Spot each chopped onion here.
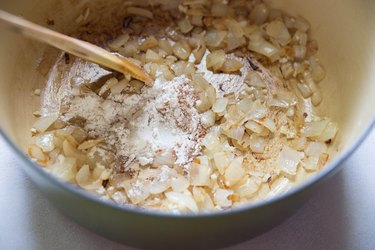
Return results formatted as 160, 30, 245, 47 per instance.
110, 78, 129, 94
205, 30, 227, 47
221, 58, 244, 73
213, 152, 231, 174
249, 134, 266, 153
214, 188, 233, 208
166, 191, 199, 212
206, 50, 226, 71
212, 97, 228, 113
235, 176, 259, 198
190, 162, 211, 186
35, 133, 55, 152
301, 120, 329, 138
278, 146, 305, 175
145, 49, 163, 63
33, 115, 58, 133
171, 175, 190, 192
225, 156, 245, 186
303, 156, 319, 171
248, 31, 279, 58
99, 77, 118, 96
266, 20, 291, 46
249, 3, 269, 25
267, 177, 291, 198
178, 17, 194, 34
172, 40, 191, 60
159, 39, 173, 55
108, 33, 129, 51
316, 122, 338, 142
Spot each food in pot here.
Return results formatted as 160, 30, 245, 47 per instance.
28, 0, 338, 213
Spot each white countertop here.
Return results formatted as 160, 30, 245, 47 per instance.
0, 128, 374, 250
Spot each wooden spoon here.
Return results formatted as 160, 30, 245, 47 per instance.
0, 9, 153, 86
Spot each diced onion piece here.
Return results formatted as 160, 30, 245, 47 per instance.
125, 181, 150, 204
224, 18, 244, 38
266, 20, 291, 46
76, 164, 102, 190
245, 120, 263, 134
293, 30, 308, 46
159, 39, 173, 55
259, 118, 276, 133
278, 146, 305, 175
280, 62, 294, 80
127, 7, 153, 19
305, 142, 327, 157
249, 134, 266, 153
51, 156, 77, 182
267, 177, 291, 198
212, 98, 228, 113
178, 17, 194, 34
205, 30, 227, 47
316, 122, 338, 142
201, 110, 216, 128
248, 31, 279, 58
214, 189, 233, 208
293, 45, 306, 60
139, 36, 158, 51
190, 162, 211, 186
149, 178, 170, 194
224, 126, 245, 141
28, 144, 48, 164
249, 3, 269, 25
171, 175, 190, 192
99, 77, 118, 96
213, 152, 231, 174
245, 71, 266, 87
173, 40, 191, 60
310, 59, 326, 83
62, 140, 85, 162
166, 191, 199, 213
145, 49, 163, 63
297, 83, 312, 98
193, 41, 206, 64
202, 132, 220, 150
109, 33, 130, 51
303, 156, 319, 171
225, 156, 244, 186
206, 50, 226, 71
33, 115, 58, 133
301, 120, 329, 138
119, 39, 139, 57
235, 177, 259, 198
311, 90, 323, 106
221, 58, 244, 73
35, 133, 55, 152
110, 78, 129, 94
152, 151, 177, 167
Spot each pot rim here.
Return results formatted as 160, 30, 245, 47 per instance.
1, 116, 374, 218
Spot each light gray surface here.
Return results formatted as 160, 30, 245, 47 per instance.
0, 128, 374, 250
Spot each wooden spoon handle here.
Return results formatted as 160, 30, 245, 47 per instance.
0, 9, 153, 86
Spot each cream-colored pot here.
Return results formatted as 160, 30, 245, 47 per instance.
0, 0, 374, 249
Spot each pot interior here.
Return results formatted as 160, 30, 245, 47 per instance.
0, 0, 374, 177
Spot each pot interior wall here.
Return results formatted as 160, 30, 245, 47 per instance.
0, 0, 374, 159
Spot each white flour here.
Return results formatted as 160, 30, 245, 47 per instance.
64, 75, 204, 167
